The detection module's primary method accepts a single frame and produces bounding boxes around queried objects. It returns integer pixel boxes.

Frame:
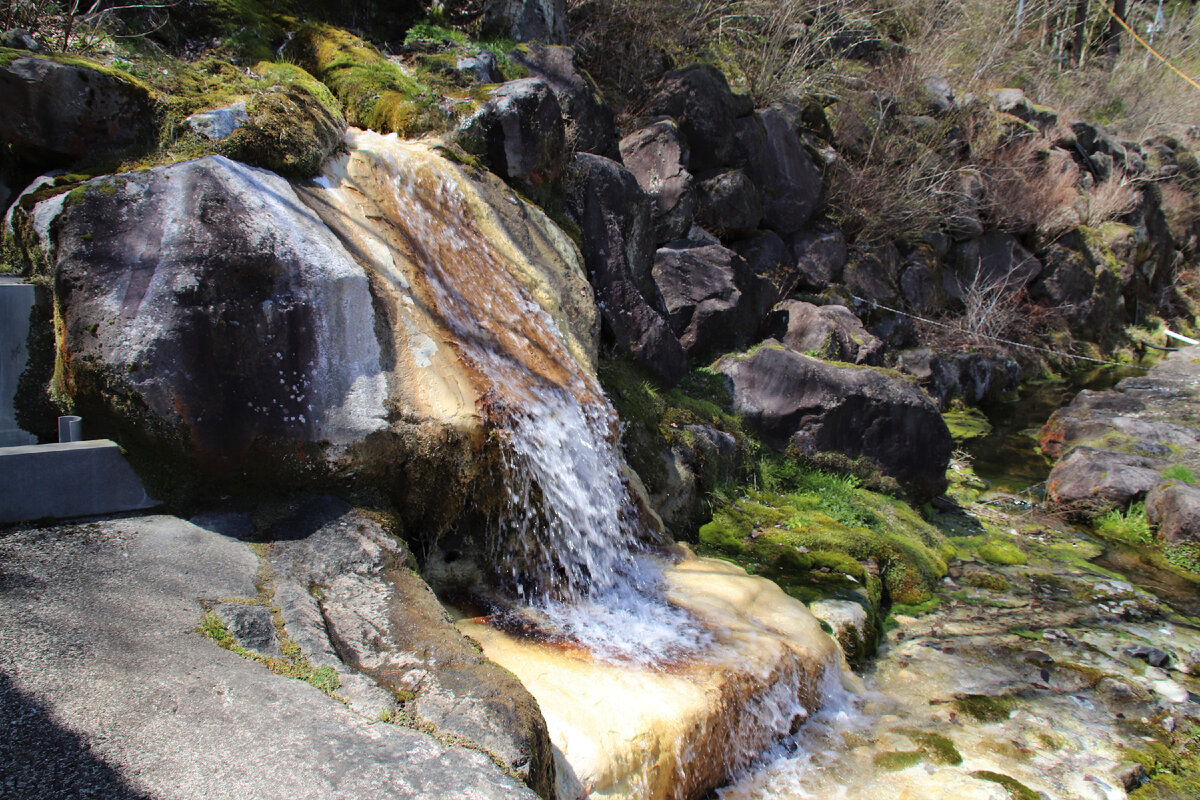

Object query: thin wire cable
[1100,2,1200,93]
[847,293,1153,369]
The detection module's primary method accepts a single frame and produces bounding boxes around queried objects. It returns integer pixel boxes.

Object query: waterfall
[308,130,712,664]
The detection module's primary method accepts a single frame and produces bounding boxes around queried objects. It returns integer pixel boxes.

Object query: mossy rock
[284,22,457,138]
[216,64,347,178]
[979,539,1027,566]
[699,475,948,608]
[153,0,287,63]
[970,770,1039,800]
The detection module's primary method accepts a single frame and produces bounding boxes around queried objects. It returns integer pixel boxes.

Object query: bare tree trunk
[1105,0,1127,68]
[1072,0,1089,67]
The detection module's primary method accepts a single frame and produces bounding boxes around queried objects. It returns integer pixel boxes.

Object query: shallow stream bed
[718,363,1200,800]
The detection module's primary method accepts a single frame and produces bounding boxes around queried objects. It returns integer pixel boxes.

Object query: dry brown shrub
[1084,170,1140,225]
[969,127,1082,236]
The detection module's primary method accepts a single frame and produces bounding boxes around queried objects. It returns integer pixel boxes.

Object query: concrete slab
[0,277,37,446]
[0,515,537,799]
[0,439,158,524]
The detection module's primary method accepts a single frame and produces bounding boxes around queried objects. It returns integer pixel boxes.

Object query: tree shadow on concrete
[0,671,154,800]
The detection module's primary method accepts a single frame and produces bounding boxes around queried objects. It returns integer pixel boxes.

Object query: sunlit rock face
[45,155,388,475]
[301,130,598,434]
[305,131,665,593]
[460,553,848,800]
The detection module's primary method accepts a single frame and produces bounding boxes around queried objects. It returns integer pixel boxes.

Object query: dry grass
[1084,170,1140,225]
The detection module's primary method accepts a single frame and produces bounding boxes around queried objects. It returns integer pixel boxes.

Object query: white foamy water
[717,671,873,800]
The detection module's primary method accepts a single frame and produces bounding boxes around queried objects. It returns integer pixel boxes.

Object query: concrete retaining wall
[0,277,37,446]
[0,440,158,524]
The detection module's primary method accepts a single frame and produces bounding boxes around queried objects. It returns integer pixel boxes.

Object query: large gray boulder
[42,156,388,488]
[643,65,752,173]
[510,42,617,157]
[0,514,539,800]
[565,153,686,384]
[619,119,697,243]
[455,78,566,202]
[716,342,951,500]
[774,300,883,366]
[1146,480,1200,543]
[652,240,773,358]
[733,108,823,234]
[0,53,155,163]
[265,496,555,796]
[1046,447,1166,514]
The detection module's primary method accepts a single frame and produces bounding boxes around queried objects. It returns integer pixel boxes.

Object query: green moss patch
[979,539,1027,565]
[962,570,1011,591]
[285,22,477,138]
[971,770,1039,799]
[874,749,924,771]
[699,471,948,607]
[943,407,993,440]
[901,730,963,765]
[953,693,1020,723]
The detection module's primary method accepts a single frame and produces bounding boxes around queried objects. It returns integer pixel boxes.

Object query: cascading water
[305,131,853,799]
[311,129,712,665]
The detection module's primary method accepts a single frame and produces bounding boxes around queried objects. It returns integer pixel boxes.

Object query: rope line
[1100,2,1200,93]
[847,294,1153,370]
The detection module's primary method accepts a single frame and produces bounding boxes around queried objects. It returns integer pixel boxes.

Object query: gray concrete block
[0,278,37,446]
[0,439,158,524]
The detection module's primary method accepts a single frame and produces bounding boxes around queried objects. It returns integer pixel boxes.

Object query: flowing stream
[716,359,1200,799]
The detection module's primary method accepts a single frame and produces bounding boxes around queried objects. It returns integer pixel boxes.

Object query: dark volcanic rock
[1146,480,1200,543]
[896,349,961,408]
[899,260,946,314]
[735,230,793,289]
[1046,447,1166,514]
[775,300,883,365]
[510,42,617,158]
[565,153,686,384]
[619,119,697,243]
[478,0,567,44]
[0,54,155,164]
[652,240,772,358]
[954,232,1043,290]
[694,169,762,239]
[716,343,951,500]
[212,603,281,659]
[644,65,749,172]
[843,252,900,306]
[951,352,1021,406]
[733,108,823,234]
[455,78,566,201]
[789,226,848,290]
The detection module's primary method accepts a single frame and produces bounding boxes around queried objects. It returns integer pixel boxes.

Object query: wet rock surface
[722,500,1200,800]
[1042,346,1200,518]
